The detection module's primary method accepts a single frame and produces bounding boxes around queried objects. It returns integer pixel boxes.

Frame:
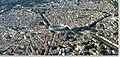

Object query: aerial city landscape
[0,0,118,55]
